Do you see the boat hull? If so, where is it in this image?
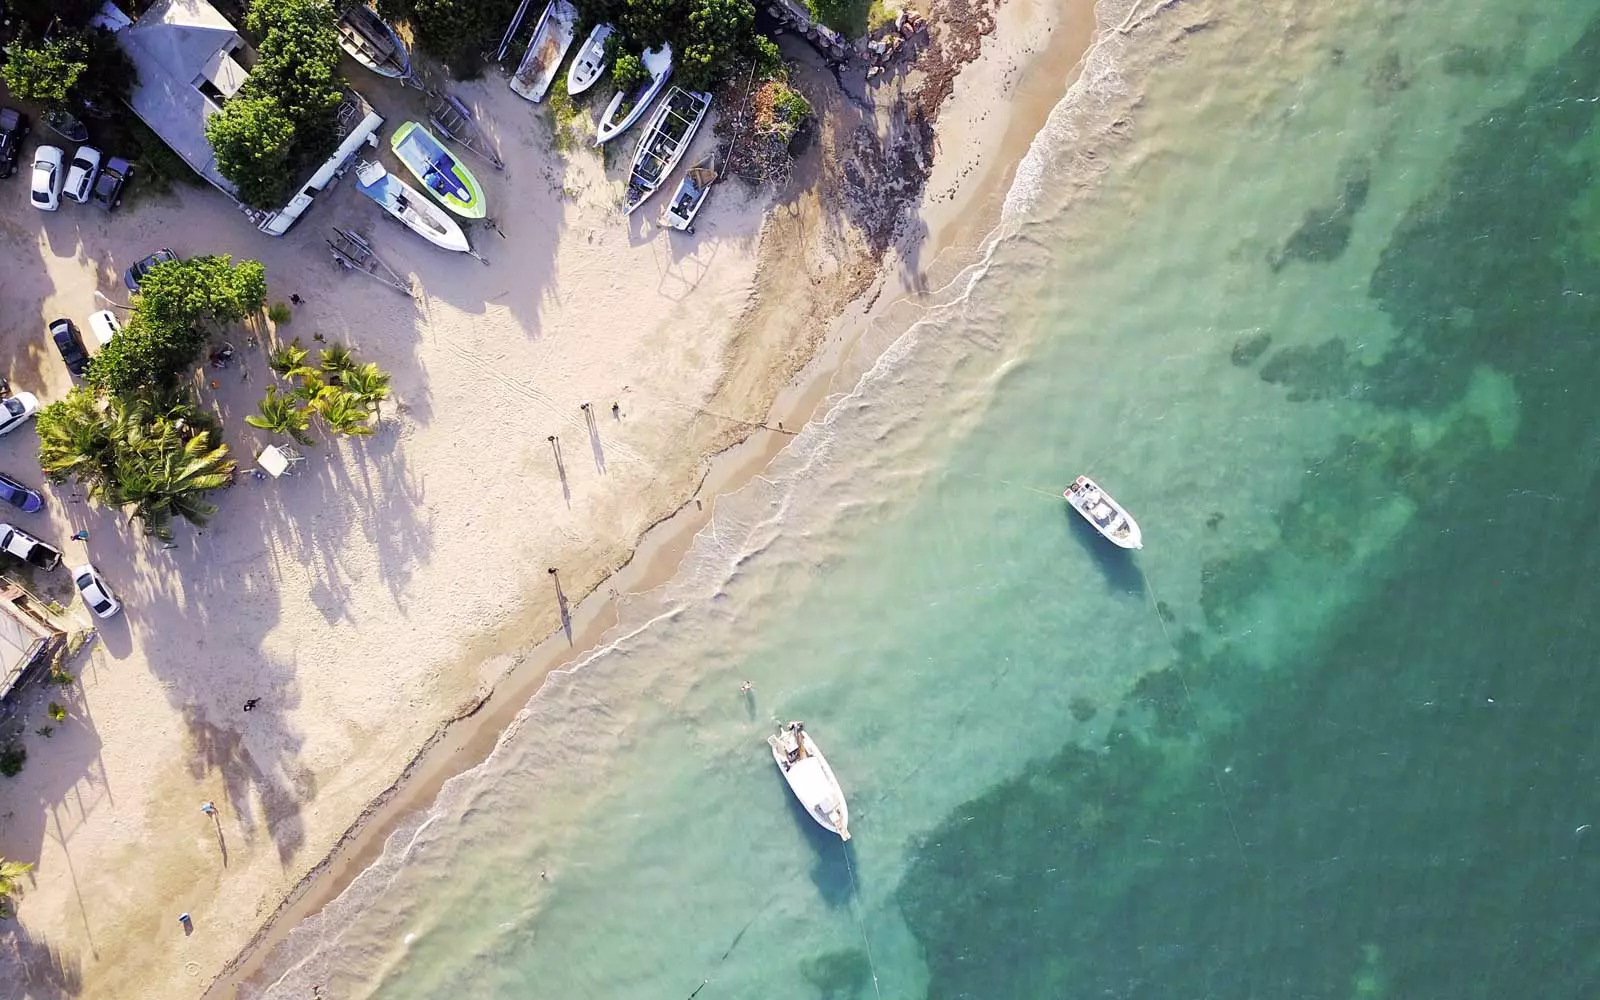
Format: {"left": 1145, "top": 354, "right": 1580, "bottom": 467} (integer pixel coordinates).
{"left": 355, "top": 161, "right": 471, "bottom": 253}
{"left": 594, "top": 45, "right": 672, "bottom": 145}
{"left": 510, "top": 0, "right": 578, "bottom": 103}
{"left": 662, "top": 152, "right": 717, "bottom": 231}
{"left": 391, "top": 121, "right": 488, "bottom": 219}
{"left": 338, "top": 6, "right": 411, "bottom": 79}
{"left": 624, "top": 87, "right": 711, "bottom": 215}
{"left": 567, "top": 23, "right": 613, "bottom": 95}
{"left": 768, "top": 726, "right": 850, "bottom": 841}
{"left": 1064, "top": 475, "right": 1143, "bottom": 549}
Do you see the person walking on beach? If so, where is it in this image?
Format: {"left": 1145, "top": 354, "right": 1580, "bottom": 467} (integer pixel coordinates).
{"left": 201, "top": 800, "right": 216, "bottom": 817}
{"left": 243, "top": 698, "right": 260, "bottom": 711}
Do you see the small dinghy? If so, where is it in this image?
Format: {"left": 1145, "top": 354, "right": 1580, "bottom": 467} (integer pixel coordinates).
{"left": 662, "top": 148, "right": 719, "bottom": 232}
{"left": 354, "top": 160, "right": 471, "bottom": 254}
{"left": 624, "top": 87, "right": 711, "bottom": 214}
{"left": 1064, "top": 475, "right": 1143, "bottom": 549}
{"left": 768, "top": 721, "right": 850, "bottom": 841}
{"left": 510, "top": 0, "right": 578, "bottom": 103}
{"left": 594, "top": 44, "right": 672, "bottom": 145}
{"left": 391, "top": 121, "right": 487, "bottom": 218}
{"left": 567, "top": 23, "right": 613, "bottom": 96}
{"left": 42, "top": 110, "right": 88, "bottom": 143}
{"left": 337, "top": 4, "right": 412, "bottom": 80}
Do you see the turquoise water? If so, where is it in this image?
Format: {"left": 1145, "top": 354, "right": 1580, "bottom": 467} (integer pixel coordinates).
{"left": 250, "top": 0, "right": 1600, "bottom": 996}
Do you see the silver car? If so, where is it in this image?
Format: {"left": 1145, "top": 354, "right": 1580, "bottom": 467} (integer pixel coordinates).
{"left": 71, "top": 563, "right": 121, "bottom": 618}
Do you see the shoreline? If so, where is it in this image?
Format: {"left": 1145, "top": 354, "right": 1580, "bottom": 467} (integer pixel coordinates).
{"left": 206, "top": 1, "right": 1103, "bottom": 994}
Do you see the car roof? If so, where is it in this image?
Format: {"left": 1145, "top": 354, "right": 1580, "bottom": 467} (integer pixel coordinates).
{"left": 0, "top": 108, "right": 19, "bottom": 128}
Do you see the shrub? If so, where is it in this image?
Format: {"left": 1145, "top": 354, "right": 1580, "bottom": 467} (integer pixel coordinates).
{"left": 0, "top": 742, "right": 24, "bottom": 778}
{"left": 268, "top": 302, "right": 293, "bottom": 324}
{"left": 47, "top": 703, "right": 67, "bottom": 722}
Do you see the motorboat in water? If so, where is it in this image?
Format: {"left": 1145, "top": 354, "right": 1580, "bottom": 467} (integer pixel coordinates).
{"left": 768, "top": 721, "right": 850, "bottom": 841}
{"left": 594, "top": 44, "right": 672, "bottom": 145}
{"left": 567, "top": 23, "right": 614, "bottom": 95}
{"left": 1064, "top": 475, "right": 1143, "bottom": 549}
{"left": 391, "top": 121, "right": 487, "bottom": 218}
{"left": 661, "top": 148, "right": 718, "bottom": 232}
{"left": 354, "top": 160, "right": 472, "bottom": 253}
{"left": 509, "top": 0, "right": 578, "bottom": 103}
{"left": 624, "top": 87, "right": 711, "bottom": 214}
{"left": 337, "top": 4, "right": 412, "bottom": 80}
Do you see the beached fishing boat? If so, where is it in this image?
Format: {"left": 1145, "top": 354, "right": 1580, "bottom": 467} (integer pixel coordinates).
{"left": 390, "top": 121, "right": 487, "bottom": 219}
{"left": 1064, "top": 475, "right": 1143, "bottom": 549}
{"left": 354, "top": 160, "right": 471, "bottom": 253}
{"left": 41, "top": 110, "right": 88, "bottom": 143}
{"left": 509, "top": 0, "right": 578, "bottom": 103}
{"left": 594, "top": 44, "right": 672, "bottom": 145}
{"left": 567, "top": 23, "right": 613, "bottom": 95}
{"left": 662, "top": 148, "right": 719, "bottom": 232}
{"left": 623, "top": 87, "right": 711, "bottom": 215}
{"left": 768, "top": 722, "right": 850, "bottom": 841}
{"left": 337, "top": 4, "right": 412, "bottom": 80}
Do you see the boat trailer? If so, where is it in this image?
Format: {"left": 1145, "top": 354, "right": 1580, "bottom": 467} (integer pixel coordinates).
{"left": 327, "top": 228, "right": 414, "bottom": 296}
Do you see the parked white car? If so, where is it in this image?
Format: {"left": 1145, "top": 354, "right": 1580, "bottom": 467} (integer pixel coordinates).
{"left": 71, "top": 563, "right": 121, "bottom": 618}
{"left": 87, "top": 309, "right": 121, "bottom": 347}
{"left": 62, "top": 145, "right": 102, "bottom": 204}
{"left": 0, "top": 393, "right": 38, "bottom": 437}
{"left": 30, "top": 145, "right": 63, "bottom": 211}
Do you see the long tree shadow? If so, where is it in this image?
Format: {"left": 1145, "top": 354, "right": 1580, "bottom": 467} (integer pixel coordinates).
{"left": 0, "top": 918, "right": 83, "bottom": 998}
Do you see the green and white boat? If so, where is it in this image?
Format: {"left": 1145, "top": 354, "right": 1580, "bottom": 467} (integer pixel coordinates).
{"left": 389, "top": 121, "right": 488, "bottom": 219}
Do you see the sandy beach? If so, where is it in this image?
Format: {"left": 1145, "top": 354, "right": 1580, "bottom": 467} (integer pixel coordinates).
{"left": 0, "top": 0, "right": 1098, "bottom": 996}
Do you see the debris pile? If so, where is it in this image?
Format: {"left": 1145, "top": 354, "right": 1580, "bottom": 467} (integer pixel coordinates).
{"left": 718, "top": 80, "right": 811, "bottom": 189}
{"left": 864, "top": 9, "right": 929, "bottom": 80}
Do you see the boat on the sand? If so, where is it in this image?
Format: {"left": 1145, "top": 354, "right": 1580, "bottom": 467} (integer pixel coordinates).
{"left": 768, "top": 721, "right": 850, "bottom": 841}
{"left": 42, "top": 110, "right": 88, "bottom": 143}
{"left": 567, "top": 23, "right": 613, "bottom": 96}
{"left": 354, "top": 160, "right": 471, "bottom": 253}
{"left": 661, "top": 148, "right": 719, "bottom": 232}
{"left": 510, "top": 0, "right": 578, "bottom": 104}
{"left": 1063, "top": 475, "right": 1143, "bottom": 549}
{"left": 595, "top": 44, "right": 672, "bottom": 145}
{"left": 337, "top": 4, "right": 412, "bottom": 80}
{"left": 623, "top": 87, "right": 711, "bottom": 215}
{"left": 390, "top": 121, "right": 487, "bottom": 219}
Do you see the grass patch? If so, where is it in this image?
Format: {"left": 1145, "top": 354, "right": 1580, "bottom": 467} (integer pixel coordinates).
{"left": 867, "top": 0, "right": 899, "bottom": 32}
{"left": 544, "top": 86, "right": 589, "bottom": 154}
{"left": 268, "top": 302, "right": 293, "bottom": 325}
{"left": 807, "top": 0, "right": 871, "bottom": 38}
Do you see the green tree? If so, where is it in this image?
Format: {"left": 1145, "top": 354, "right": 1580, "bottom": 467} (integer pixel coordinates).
{"left": 313, "top": 389, "right": 374, "bottom": 436}
{"left": 106, "top": 425, "right": 236, "bottom": 539}
{"left": 677, "top": 0, "right": 761, "bottom": 90}
{"left": 89, "top": 256, "right": 268, "bottom": 393}
{"left": 0, "top": 34, "right": 88, "bottom": 103}
{"left": 318, "top": 343, "right": 355, "bottom": 379}
{"left": 37, "top": 388, "right": 116, "bottom": 490}
{"left": 205, "top": 95, "right": 297, "bottom": 208}
{"left": 245, "top": 386, "right": 315, "bottom": 445}
{"left": 0, "top": 857, "right": 30, "bottom": 916}
{"left": 245, "top": 0, "right": 345, "bottom": 154}
{"left": 269, "top": 337, "right": 311, "bottom": 378}
{"left": 377, "top": 0, "right": 522, "bottom": 72}
{"left": 611, "top": 51, "right": 648, "bottom": 94}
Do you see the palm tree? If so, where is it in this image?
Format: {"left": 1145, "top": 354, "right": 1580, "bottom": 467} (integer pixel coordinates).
{"left": 291, "top": 370, "right": 328, "bottom": 408}
{"left": 268, "top": 338, "right": 311, "bottom": 379}
{"left": 109, "top": 430, "right": 236, "bottom": 539}
{"left": 319, "top": 344, "right": 355, "bottom": 383}
{"left": 0, "top": 857, "right": 33, "bottom": 918}
{"left": 341, "top": 361, "right": 392, "bottom": 416}
{"left": 314, "top": 389, "right": 374, "bottom": 437}
{"left": 245, "top": 386, "right": 315, "bottom": 446}
{"left": 37, "top": 389, "right": 114, "bottom": 489}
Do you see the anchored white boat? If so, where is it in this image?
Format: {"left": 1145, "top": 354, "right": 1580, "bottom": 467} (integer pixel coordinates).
{"left": 1064, "top": 475, "right": 1143, "bottom": 549}
{"left": 662, "top": 148, "right": 719, "bottom": 232}
{"left": 768, "top": 721, "right": 850, "bottom": 841}
{"left": 567, "top": 23, "right": 613, "bottom": 95}
{"left": 354, "top": 160, "right": 471, "bottom": 253}
{"left": 595, "top": 44, "right": 673, "bottom": 145}
{"left": 624, "top": 87, "right": 711, "bottom": 214}
{"left": 510, "top": 0, "right": 578, "bottom": 103}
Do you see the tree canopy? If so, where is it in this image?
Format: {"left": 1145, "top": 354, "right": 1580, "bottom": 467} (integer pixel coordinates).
{"left": 88, "top": 255, "right": 267, "bottom": 394}
{"left": 207, "top": 0, "right": 346, "bottom": 208}
{"left": 0, "top": 35, "right": 88, "bottom": 103}
{"left": 0, "top": 0, "right": 135, "bottom": 112}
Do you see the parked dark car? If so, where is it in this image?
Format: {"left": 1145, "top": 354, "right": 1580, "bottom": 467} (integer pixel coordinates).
{"left": 0, "top": 474, "right": 43, "bottom": 514}
{"left": 0, "top": 522, "right": 61, "bottom": 571}
{"left": 92, "top": 156, "right": 133, "bottom": 210}
{"left": 124, "top": 248, "right": 179, "bottom": 291}
{"left": 49, "top": 318, "right": 91, "bottom": 377}
{"left": 0, "top": 107, "right": 28, "bottom": 179}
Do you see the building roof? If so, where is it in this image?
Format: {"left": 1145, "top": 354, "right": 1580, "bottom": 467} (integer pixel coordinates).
{"left": 114, "top": 0, "right": 252, "bottom": 197}
{"left": 0, "top": 585, "right": 62, "bottom": 703}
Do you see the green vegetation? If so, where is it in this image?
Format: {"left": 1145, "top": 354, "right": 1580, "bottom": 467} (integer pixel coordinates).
{"left": 0, "top": 857, "right": 30, "bottom": 915}
{"left": 806, "top": 0, "right": 870, "bottom": 37}
{"left": 0, "top": 4, "right": 135, "bottom": 113}
{"left": 268, "top": 302, "right": 293, "bottom": 324}
{"left": 249, "top": 341, "right": 392, "bottom": 442}
{"left": 89, "top": 255, "right": 267, "bottom": 394}
{"left": 37, "top": 389, "right": 238, "bottom": 539}
{"left": 545, "top": 86, "right": 586, "bottom": 152}
{"left": 0, "top": 743, "right": 24, "bottom": 779}
{"left": 207, "top": 0, "right": 347, "bottom": 208}
{"left": 764, "top": 79, "right": 812, "bottom": 144}
{"left": 377, "top": 0, "right": 520, "bottom": 75}
{"left": 46, "top": 703, "right": 67, "bottom": 722}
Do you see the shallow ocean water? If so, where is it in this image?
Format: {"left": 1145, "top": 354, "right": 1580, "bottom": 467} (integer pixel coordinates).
{"left": 254, "top": 0, "right": 1600, "bottom": 996}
